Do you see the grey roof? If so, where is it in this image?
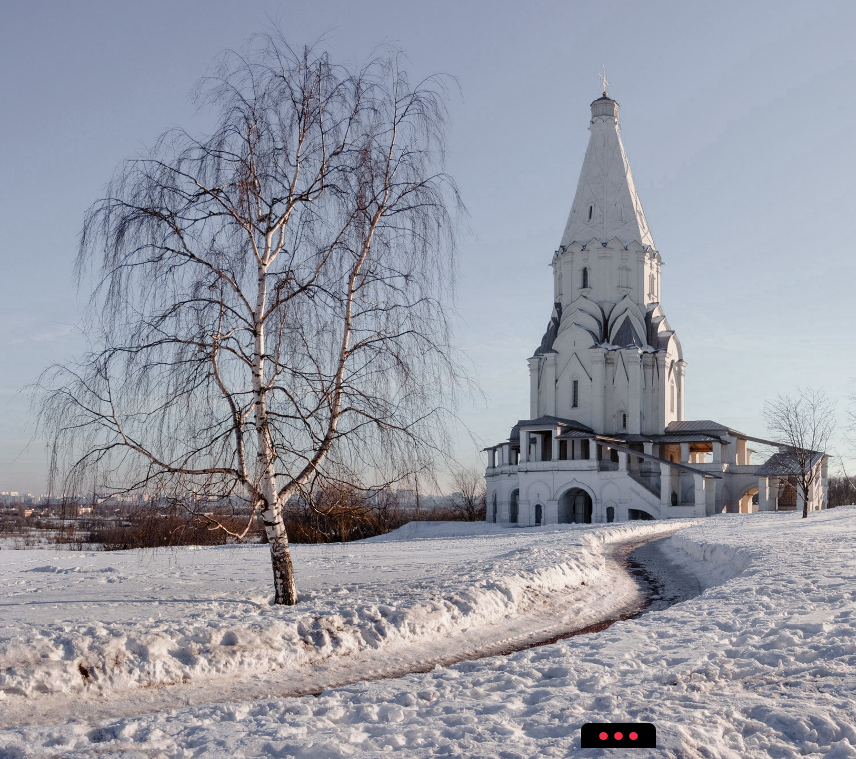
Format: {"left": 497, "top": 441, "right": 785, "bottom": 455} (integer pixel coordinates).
{"left": 612, "top": 318, "right": 644, "bottom": 348}
{"left": 654, "top": 433, "right": 726, "bottom": 444}
{"left": 609, "top": 432, "right": 726, "bottom": 445}
{"left": 755, "top": 450, "right": 825, "bottom": 477}
{"left": 667, "top": 420, "right": 791, "bottom": 449}
{"left": 556, "top": 429, "right": 596, "bottom": 440}
{"left": 516, "top": 416, "right": 593, "bottom": 430}
{"left": 509, "top": 415, "right": 593, "bottom": 442}
{"left": 666, "top": 420, "right": 730, "bottom": 433}
{"left": 534, "top": 303, "right": 562, "bottom": 356}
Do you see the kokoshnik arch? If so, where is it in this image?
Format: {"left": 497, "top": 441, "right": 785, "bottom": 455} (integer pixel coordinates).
{"left": 484, "top": 92, "right": 828, "bottom": 525}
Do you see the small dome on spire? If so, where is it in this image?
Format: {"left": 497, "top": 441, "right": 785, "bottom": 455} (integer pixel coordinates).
{"left": 591, "top": 95, "right": 619, "bottom": 120}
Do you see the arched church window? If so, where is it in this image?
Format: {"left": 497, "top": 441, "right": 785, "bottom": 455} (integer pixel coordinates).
{"left": 649, "top": 273, "right": 655, "bottom": 297}
{"left": 670, "top": 383, "right": 675, "bottom": 413}
{"left": 572, "top": 379, "right": 579, "bottom": 408}
{"left": 622, "top": 413, "right": 627, "bottom": 429}
{"left": 588, "top": 204, "right": 594, "bottom": 221}
{"left": 581, "top": 267, "right": 589, "bottom": 289}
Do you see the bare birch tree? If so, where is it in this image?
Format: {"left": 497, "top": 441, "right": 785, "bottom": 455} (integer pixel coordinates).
{"left": 38, "top": 35, "right": 464, "bottom": 604}
{"left": 762, "top": 388, "right": 834, "bottom": 518}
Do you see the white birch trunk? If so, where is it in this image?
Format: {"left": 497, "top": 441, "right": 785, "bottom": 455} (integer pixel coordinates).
{"left": 253, "top": 257, "right": 298, "bottom": 605}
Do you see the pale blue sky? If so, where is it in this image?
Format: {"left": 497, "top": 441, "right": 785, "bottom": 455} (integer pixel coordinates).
{"left": 2, "top": 0, "right": 855, "bottom": 493}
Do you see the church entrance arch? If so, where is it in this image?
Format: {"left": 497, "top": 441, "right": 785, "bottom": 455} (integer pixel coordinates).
{"left": 558, "top": 488, "right": 592, "bottom": 524}
{"left": 509, "top": 489, "right": 519, "bottom": 523}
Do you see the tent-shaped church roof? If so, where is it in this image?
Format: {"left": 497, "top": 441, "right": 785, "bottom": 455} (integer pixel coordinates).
{"left": 560, "top": 95, "right": 654, "bottom": 250}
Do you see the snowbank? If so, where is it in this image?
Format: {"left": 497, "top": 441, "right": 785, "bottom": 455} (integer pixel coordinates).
{"left": 667, "top": 526, "right": 755, "bottom": 589}
{"left": 363, "top": 519, "right": 510, "bottom": 541}
{"left": 0, "top": 520, "right": 681, "bottom": 700}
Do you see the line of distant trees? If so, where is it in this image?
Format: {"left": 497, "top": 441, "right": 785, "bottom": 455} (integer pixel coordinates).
{"left": 828, "top": 476, "right": 856, "bottom": 508}
{"left": 0, "top": 468, "right": 487, "bottom": 550}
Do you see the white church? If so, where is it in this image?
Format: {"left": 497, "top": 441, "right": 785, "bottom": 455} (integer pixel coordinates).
{"left": 484, "top": 91, "right": 828, "bottom": 525}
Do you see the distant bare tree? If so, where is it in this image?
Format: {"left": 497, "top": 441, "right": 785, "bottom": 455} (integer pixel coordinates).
{"left": 762, "top": 388, "right": 834, "bottom": 518}
{"left": 284, "top": 481, "right": 376, "bottom": 543}
{"left": 448, "top": 467, "right": 486, "bottom": 521}
{"left": 827, "top": 475, "right": 856, "bottom": 507}
{"left": 38, "top": 34, "right": 464, "bottom": 604}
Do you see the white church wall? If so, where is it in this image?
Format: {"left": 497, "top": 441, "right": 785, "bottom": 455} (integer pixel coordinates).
{"left": 599, "top": 481, "right": 622, "bottom": 522}
{"left": 524, "top": 479, "right": 551, "bottom": 526}
{"left": 486, "top": 475, "right": 519, "bottom": 524}
{"left": 553, "top": 330, "right": 595, "bottom": 423}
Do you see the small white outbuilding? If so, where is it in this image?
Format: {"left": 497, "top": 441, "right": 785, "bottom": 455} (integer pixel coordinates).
{"left": 484, "top": 93, "right": 827, "bottom": 525}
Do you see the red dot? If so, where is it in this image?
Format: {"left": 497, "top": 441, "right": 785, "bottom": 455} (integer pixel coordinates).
{"left": 599, "top": 732, "right": 608, "bottom": 741}
{"left": 629, "top": 732, "right": 638, "bottom": 741}
{"left": 615, "top": 732, "right": 623, "bottom": 740}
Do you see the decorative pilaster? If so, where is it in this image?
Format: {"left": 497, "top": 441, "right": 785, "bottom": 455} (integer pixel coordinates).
{"left": 528, "top": 357, "right": 541, "bottom": 419}
{"left": 590, "top": 347, "right": 606, "bottom": 433}
{"left": 545, "top": 499, "right": 559, "bottom": 525}
{"left": 624, "top": 348, "right": 642, "bottom": 434}
{"left": 656, "top": 353, "right": 667, "bottom": 431}
{"left": 758, "top": 477, "right": 772, "bottom": 511}
{"left": 693, "top": 474, "right": 706, "bottom": 515}
{"left": 641, "top": 353, "right": 654, "bottom": 434}
{"left": 560, "top": 250, "right": 575, "bottom": 310}
{"left": 660, "top": 462, "right": 672, "bottom": 508}
{"left": 543, "top": 353, "right": 557, "bottom": 416}
{"left": 676, "top": 360, "right": 687, "bottom": 421}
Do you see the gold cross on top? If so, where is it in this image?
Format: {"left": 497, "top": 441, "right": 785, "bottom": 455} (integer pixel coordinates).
{"left": 600, "top": 65, "right": 609, "bottom": 97}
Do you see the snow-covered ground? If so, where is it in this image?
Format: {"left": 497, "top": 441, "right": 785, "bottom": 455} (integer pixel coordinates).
{"left": 0, "top": 520, "right": 672, "bottom": 703}
{"left": 2, "top": 509, "right": 856, "bottom": 757}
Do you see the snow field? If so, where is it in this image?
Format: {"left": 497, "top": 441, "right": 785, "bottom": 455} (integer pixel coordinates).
{"left": 4, "top": 510, "right": 856, "bottom": 758}
{"left": 0, "top": 519, "right": 677, "bottom": 700}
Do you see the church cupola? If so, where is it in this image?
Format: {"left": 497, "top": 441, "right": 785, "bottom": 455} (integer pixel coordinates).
{"left": 590, "top": 94, "right": 620, "bottom": 120}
